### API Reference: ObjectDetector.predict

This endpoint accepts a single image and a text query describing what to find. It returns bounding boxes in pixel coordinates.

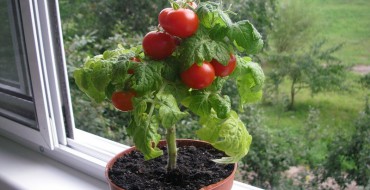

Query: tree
[324,96,370,187]
[267,1,346,109]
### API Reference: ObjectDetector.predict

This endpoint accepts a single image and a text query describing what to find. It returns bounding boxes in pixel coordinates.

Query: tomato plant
[142,31,176,60]
[159,8,199,38]
[211,54,237,77]
[181,62,215,89]
[111,90,137,112]
[74,0,265,172]
[128,57,141,74]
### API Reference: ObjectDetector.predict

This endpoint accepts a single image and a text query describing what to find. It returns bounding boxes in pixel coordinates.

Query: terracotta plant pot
[106,139,237,190]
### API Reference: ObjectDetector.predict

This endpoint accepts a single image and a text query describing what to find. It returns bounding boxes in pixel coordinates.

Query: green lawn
[303,0,370,66]
[261,0,370,166]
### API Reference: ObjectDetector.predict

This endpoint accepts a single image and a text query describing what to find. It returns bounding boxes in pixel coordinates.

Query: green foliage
[221,0,278,49]
[198,111,252,163]
[323,97,370,187]
[269,1,316,53]
[73,1,265,163]
[268,1,347,109]
[59,0,168,38]
[233,57,265,106]
[239,105,294,188]
[178,27,230,69]
[360,73,370,89]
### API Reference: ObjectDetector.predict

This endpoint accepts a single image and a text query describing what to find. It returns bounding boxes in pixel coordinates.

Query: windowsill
[0,135,262,190]
[0,135,107,190]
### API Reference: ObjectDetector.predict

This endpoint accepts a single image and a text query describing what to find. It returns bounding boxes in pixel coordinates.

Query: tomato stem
[166,125,177,171]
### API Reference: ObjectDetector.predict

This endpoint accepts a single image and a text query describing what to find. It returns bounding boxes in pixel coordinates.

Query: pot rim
[105,139,237,190]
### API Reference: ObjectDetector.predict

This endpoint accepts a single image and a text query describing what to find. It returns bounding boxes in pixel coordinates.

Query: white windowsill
[0,135,262,190]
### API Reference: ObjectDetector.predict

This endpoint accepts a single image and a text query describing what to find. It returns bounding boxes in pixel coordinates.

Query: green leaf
[238,75,263,104]
[127,113,163,160]
[90,60,112,91]
[74,69,106,102]
[132,61,164,94]
[178,28,230,69]
[209,24,229,41]
[235,57,265,105]
[111,60,134,85]
[197,111,252,163]
[209,94,231,119]
[103,48,132,60]
[73,56,113,102]
[128,97,162,160]
[228,20,264,54]
[196,2,232,28]
[182,91,212,117]
[157,90,188,128]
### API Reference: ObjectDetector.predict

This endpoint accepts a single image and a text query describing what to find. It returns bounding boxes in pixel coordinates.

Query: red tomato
[142,31,176,60]
[111,90,137,112]
[181,62,215,89]
[128,57,140,74]
[159,8,199,38]
[211,54,237,77]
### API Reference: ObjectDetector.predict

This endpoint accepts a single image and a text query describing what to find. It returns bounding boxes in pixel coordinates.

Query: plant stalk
[166,126,177,171]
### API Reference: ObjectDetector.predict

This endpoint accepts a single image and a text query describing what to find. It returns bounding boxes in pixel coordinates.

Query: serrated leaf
[179,28,230,69]
[90,60,112,91]
[197,3,224,28]
[74,69,106,102]
[157,90,188,128]
[238,74,263,104]
[209,94,231,119]
[197,111,252,163]
[182,92,212,117]
[235,57,265,105]
[111,60,134,85]
[228,20,264,54]
[74,56,112,102]
[209,24,229,41]
[103,48,129,60]
[127,113,163,160]
[132,62,164,94]
[197,2,232,28]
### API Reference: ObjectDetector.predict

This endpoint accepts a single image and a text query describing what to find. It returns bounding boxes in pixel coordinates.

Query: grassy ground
[304,0,370,66]
[262,74,368,165]
[262,0,370,166]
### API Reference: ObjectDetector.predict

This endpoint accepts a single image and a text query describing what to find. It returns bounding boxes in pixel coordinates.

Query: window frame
[0,0,128,182]
[0,0,58,149]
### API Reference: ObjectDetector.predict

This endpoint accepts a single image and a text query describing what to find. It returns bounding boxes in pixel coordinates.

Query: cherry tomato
[181,62,215,89]
[159,8,199,38]
[111,90,137,112]
[142,31,176,60]
[128,57,140,74]
[211,54,237,77]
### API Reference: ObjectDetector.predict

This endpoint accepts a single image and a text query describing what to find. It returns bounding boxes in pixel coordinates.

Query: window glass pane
[0,1,19,83]
[0,0,36,129]
[0,0,30,95]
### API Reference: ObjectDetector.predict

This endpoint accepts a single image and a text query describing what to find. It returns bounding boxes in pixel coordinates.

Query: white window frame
[0,0,128,182]
[0,1,261,189]
[0,0,57,149]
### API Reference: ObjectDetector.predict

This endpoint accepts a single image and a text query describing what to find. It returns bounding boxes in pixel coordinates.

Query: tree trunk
[288,79,296,110]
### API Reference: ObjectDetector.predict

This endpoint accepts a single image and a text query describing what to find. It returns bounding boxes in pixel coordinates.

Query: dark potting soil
[108,145,234,190]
